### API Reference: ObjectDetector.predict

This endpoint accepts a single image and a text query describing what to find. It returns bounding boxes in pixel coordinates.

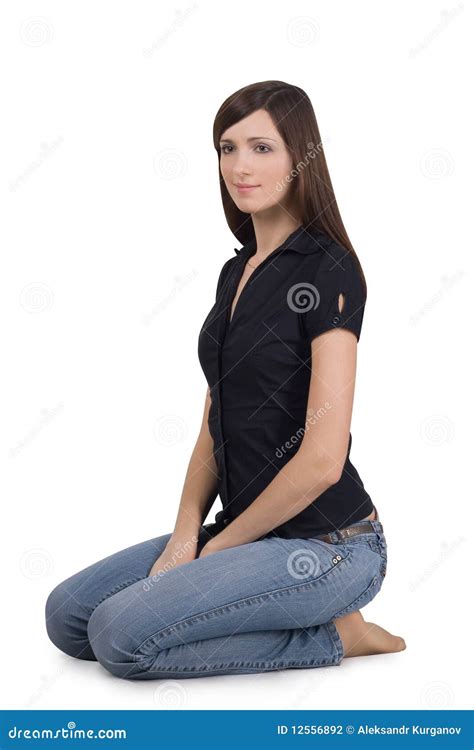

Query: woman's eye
[220,144,271,154]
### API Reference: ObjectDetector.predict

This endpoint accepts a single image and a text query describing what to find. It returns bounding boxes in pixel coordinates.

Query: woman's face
[219,109,296,216]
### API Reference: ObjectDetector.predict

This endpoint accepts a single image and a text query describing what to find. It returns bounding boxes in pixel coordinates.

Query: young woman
[45,80,405,680]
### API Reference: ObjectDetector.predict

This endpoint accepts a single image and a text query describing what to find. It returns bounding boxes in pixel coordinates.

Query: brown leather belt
[316,506,381,543]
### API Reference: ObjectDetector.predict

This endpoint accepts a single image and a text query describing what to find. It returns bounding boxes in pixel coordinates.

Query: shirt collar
[233,225,327,258]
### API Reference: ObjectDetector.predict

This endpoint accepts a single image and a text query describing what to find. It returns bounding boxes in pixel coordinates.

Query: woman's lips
[235,184,259,193]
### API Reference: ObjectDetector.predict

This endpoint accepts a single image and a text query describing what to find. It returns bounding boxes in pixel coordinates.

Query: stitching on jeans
[134,621,344,675]
[132,554,352,659]
[135,652,341,674]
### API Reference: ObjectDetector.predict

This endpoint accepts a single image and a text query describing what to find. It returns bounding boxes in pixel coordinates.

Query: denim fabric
[45,518,387,680]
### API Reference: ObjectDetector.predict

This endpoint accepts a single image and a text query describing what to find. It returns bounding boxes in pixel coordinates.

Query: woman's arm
[171,386,219,539]
[200,327,358,553]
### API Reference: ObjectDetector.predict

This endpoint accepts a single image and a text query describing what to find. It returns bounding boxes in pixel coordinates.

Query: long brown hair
[213,80,367,297]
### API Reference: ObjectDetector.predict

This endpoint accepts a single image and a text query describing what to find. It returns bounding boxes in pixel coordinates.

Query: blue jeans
[45,517,388,680]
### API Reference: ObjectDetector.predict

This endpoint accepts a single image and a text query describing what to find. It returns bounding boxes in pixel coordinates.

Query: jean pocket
[363,537,387,580]
[332,572,383,619]
[329,535,387,618]
[332,559,386,620]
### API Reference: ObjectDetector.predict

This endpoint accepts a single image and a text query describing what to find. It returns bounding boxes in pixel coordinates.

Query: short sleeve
[302,247,367,343]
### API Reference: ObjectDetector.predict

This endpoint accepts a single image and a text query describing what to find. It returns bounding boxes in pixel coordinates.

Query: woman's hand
[198,539,222,558]
[197,543,213,558]
[148,535,199,579]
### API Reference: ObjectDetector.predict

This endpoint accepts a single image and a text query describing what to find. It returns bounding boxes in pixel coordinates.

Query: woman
[45,80,405,680]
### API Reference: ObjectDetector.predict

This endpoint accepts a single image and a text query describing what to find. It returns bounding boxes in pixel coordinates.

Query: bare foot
[334,610,406,658]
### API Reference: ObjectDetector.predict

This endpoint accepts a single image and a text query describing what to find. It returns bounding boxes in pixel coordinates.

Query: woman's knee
[45,581,96,661]
[87,596,142,679]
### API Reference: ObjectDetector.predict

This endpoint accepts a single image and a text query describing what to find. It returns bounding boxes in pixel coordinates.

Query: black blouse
[197,224,374,540]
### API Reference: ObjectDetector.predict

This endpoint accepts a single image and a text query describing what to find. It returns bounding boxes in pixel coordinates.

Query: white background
[1,0,471,711]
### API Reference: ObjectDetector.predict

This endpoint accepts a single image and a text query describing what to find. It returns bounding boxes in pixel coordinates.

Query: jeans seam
[136,645,341,675]
[132,555,351,660]
[325,620,344,664]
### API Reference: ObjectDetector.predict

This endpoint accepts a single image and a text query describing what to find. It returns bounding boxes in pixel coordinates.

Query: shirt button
[332,314,341,324]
